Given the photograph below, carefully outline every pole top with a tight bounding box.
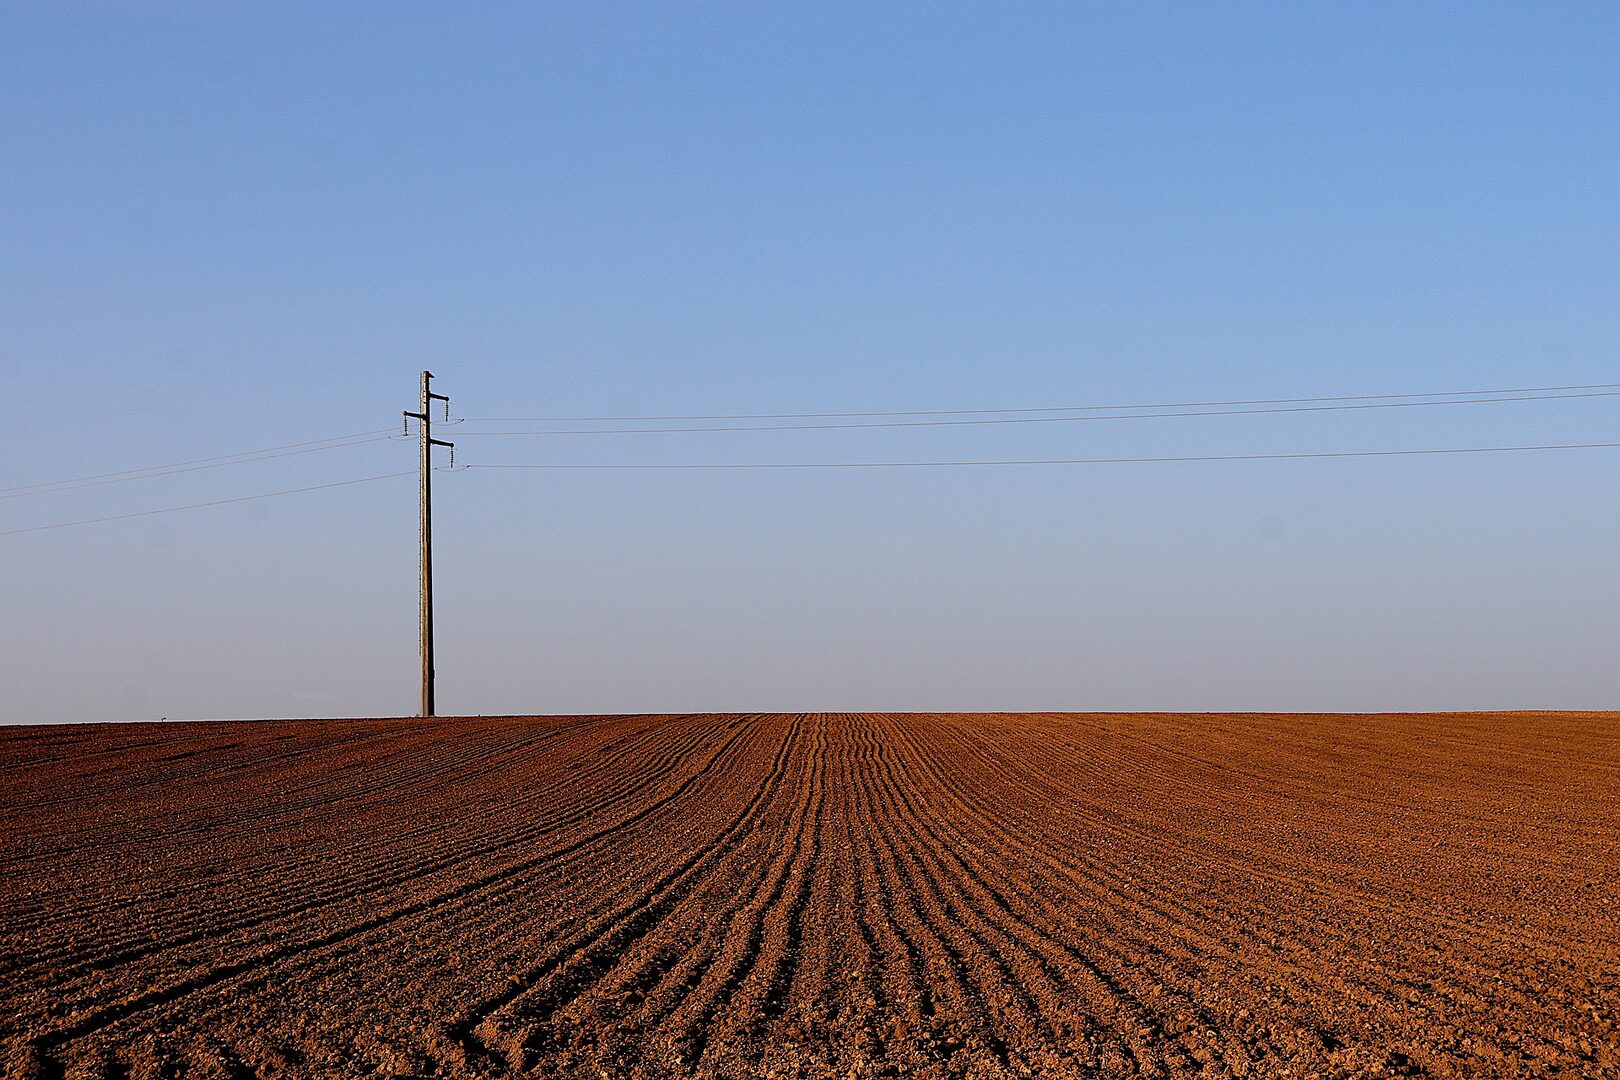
[422,370,434,380]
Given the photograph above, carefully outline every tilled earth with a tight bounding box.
[1,713,1616,1079]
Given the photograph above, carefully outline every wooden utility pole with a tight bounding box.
[404,371,453,717]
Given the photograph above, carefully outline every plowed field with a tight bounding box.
[2,713,1616,1079]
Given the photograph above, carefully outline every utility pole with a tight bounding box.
[404,371,453,717]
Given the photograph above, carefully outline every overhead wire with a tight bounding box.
[455,389,1620,437]
[20,439,1609,535]
[460,380,1620,422]
[1,428,401,500]
[462,440,1620,471]
[5,379,1615,536]
[0,470,417,537]
[0,433,401,502]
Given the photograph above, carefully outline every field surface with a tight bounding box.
[2,712,1617,1079]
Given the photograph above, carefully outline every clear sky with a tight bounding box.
[3,3,1617,723]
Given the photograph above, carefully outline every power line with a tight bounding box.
[0,470,416,537]
[8,381,1615,538]
[0,433,400,502]
[461,439,1620,471]
[461,380,1620,422]
[0,428,400,499]
[11,381,1612,499]
[455,389,1620,437]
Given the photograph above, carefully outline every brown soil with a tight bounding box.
[1,712,1616,1078]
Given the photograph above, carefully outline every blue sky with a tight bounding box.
[3,3,1617,721]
